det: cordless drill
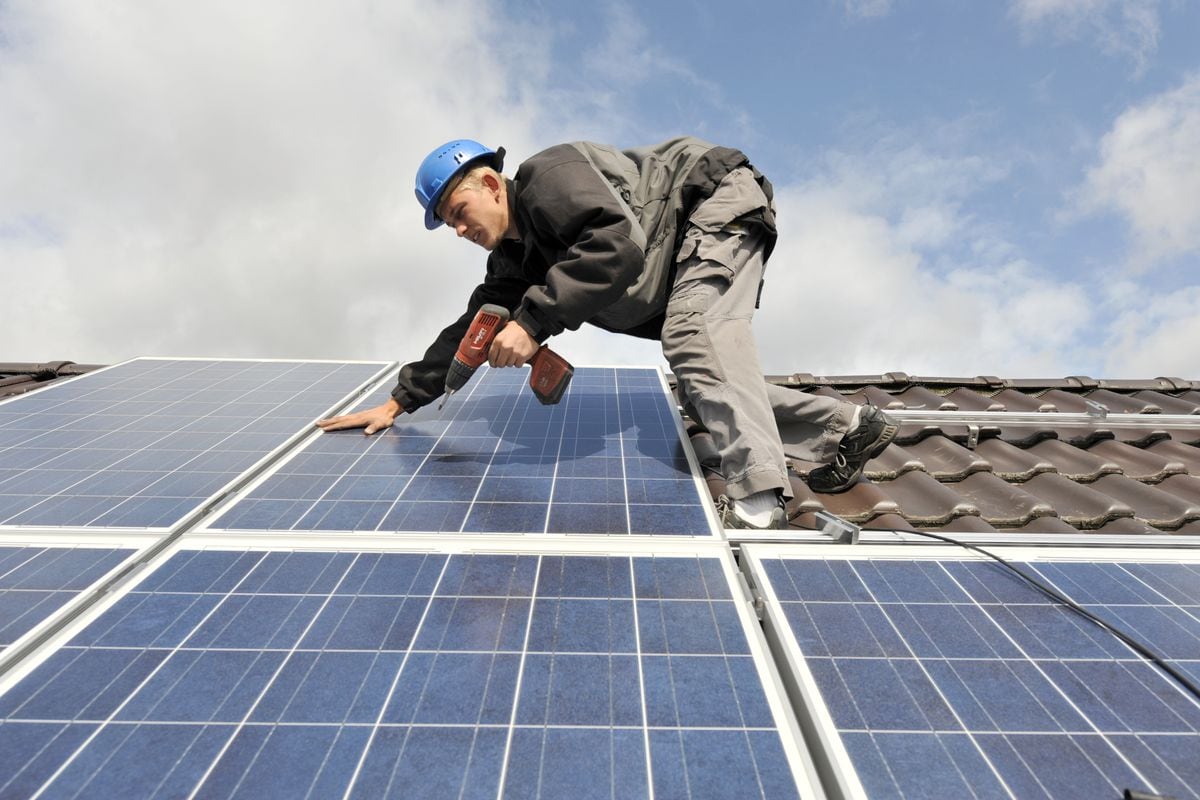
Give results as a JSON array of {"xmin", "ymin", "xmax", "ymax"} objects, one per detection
[{"xmin": 438, "ymin": 304, "xmax": 574, "ymax": 409}]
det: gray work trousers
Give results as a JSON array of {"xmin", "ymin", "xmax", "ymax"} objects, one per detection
[{"xmin": 661, "ymin": 168, "xmax": 855, "ymax": 501}]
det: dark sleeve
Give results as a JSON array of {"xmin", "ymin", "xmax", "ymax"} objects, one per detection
[
  {"xmin": 390, "ymin": 262, "xmax": 531, "ymax": 411},
  {"xmin": 512, "ymin": 160, "xmax": 646, "ymax": 340}
]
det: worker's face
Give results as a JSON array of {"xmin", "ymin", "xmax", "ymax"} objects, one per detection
[{"xmin": 439, "ymin": 174, "xmax": 508, "ymax": 252}]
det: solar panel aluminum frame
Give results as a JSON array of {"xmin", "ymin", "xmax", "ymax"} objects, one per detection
[
  {"xmin": 0, "ymin": 536, "xmax": 826, "ymax": 799},
  {"xmin": 738, "ymin": 543, "xmax": 1200, "ymax": 800},
  {"xmin": 196, "ymin": 364, "xmax": 726, "ymax": 542},
  {"xmin": 0, "ymin": 357, "xmax": 395, "ymax": 538}
]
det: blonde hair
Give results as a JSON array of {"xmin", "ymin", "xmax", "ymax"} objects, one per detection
[{"xmin": 436, "ymin": 165, "xmax": 501, "ymax": 220}]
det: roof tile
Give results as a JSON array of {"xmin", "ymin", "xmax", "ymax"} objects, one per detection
[
  {"xmin": 973, "ymin": 438, "xmax": 1056, "ymax": 481},
  {"xmin": 813, "ymin": 481, "xmax": 901, "ymax": 523},
  {"xmin": 903, "ymin": 436, "xmax": 991, "ymax": 480},
  {"xmin": 1089, "ymin": 474, "xmax": 1200, "ymax": 529},
  {"xmin": 1009, "ymin": 516, "xmax": 1083, "ymax": 534},
  {"xmin": 1134, "ymin": 390, "xmax": 1200, "ymax": 414},
  {"xmin": 1092, "ymin": 517, "xmax": 1159, "ymax": 535},
  {"xmin": 1147, "ymin": 440, "xmax": 1200, "ymax": 472},
  {"xmin": 882, "ymin": 471, "xmax": 979, "ymax": 525},
  {"xmin": 989, "ymin": 389, "xmax": 1048, "ymax": 412},
  {"xmin": 928, "ymin": 514, "xmax": 996, "ymax": 532},
  {"xmin": 1027, "ymin": 439, "xmax": 1120, "ymax": 481},
  {"xmin": 891, "ymin": 386, "xmax": 958, "ymax": 410},
  {"xmin": 942, "ymin": 387, "xmax": 1004, "ymax": 411},
  {"xmin": 864, "ymin": 443, "xmax": 924, "ymax": 480},
  {"xmin": 1020, "ymin": 473, "xmax": 1135, "ymax": 528},
  {"xmin": 1085, "ymin": 388, "xmax": 1162, "ymax": 414},
  {"xmin": 1085, "ymin": 439, "xmax": 1187, "ymax": 483},
  {"xmin": 954, "ymin": 472, "xmax": 1056, "ymax": 527}
]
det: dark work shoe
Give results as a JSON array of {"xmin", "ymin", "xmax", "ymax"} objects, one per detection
[
  {"xmin": 716, "ymin": 494, "xmax": 789, "ymax": 530},
  {"xmin": 807, "ymin": 405, "xmax": 899, "ymax": 494}
]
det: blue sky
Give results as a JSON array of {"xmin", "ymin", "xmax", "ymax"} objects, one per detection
[{"xmin": 2, "ymin": 0, "xmax": 1198, "ymax": 377}]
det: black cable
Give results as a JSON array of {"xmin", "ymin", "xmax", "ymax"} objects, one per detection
[{"xmin": 902, "ymin": 528, "xmax": 1200, "ymax": 705}]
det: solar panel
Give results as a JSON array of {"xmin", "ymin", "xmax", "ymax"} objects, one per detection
[
  {"xmin": 0, "ymin": 545, "xmax": 818, "ymax": 798},
  {"xmin": 0, "ymin": 359, "xmax": 390, "ymax": 530},
  {"xmin": 203, "ymin": 366, "xmax": 718, "ymax": 537},
  {"xmin": 0, "ymin": 545, "xmax": 136, "ymax": 654},
  {"xmin": 741, "ymin": 545, "xmax": 1200, "ymax": 800}
]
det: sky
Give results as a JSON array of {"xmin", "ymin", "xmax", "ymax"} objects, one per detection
[{"xmin": 1, "ymin": 0, "xmax": 1198, "ymax": 379}]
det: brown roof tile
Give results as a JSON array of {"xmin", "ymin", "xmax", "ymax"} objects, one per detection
[
  {"xmin": 1085, "ymin": 389, "xmax": 1162, "ymax": 414},
  {"xmin": 1085, "ymin": 439, "xmax": 1188, "ymax": 483},
  {"xmin": 1092, "ymin": 517, "xmax": 1159, "ymax": 535},
  {"xmin": 929, "ymin": 514, "xmax": 996, "ymax": 533},
  {"xmin": 988, "ymin": 388, "xmax": 1049, "ymax": 412},
  {"xmin": 891, "ymin": 386, "xmax": 958, "ymax": 410},
  {"xmin": 860, "ymin": 513, "xmax": 917, "ymax": 531},
  {"xmin": 1009, "ymin": 516, "xmax": 1084, "ymax": 534},
  {"xmin": 1027, "ymin": 438, "xmax": 1120, "ymax": 481},
  {"xmin": 813, "ymin": 481, "xmax": 901, "ymax": 523},
  {"xmin": 1020, "ymin": 473, "xmax": 1135, "ymax": 528},
  {"xmin": 1034, "ymin": 389, "xmax": 1094, "ymax": 413},
  {"xmin": 882, "ymin": 471, "xmax": 979, "ymax": 526},
  {"xmin": 1158, "ymin": 474, "xmax": 1200, "ymax": 505},
  {"xmin": 860, "ymin": 386, "xmax": 904, "ymax": 410},
  {"xmin": 954, "ymin": 472, "xmax": 1057, "ymax": 527},
  {"xmin": 903, "ymin": 436, "xmax": 991, "ymax": 480},
  {"xmin": 974, "ymin": 438, "xmax": 1056, "ymax": 481},
  {"xmin": 1147, "ymin": 440, "xmax": 1200, "ymax": 472},
  {"xmin": 864, "ymin": 443, "xmax": 924, "ymax": 480},
  {"xmin": 1090, "ymin": 474, "xmax": 1200, "ymax": 529},
  {"xmin": 1134, "ymin": 390, "xmax": 1200, "ymax": 414},
  {"xmin": 941, "ymin": 387, "xmax": 1005, "ymax": 411}
]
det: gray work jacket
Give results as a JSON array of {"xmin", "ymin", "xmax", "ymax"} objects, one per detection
[{"xmin": 391, "ymin": 137, "xmax": 776, "ymax": 411}]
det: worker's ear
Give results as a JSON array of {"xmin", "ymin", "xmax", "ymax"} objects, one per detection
[{"xmin": 482, "ymin": 171, "xmax": 503, "ymax": 199}]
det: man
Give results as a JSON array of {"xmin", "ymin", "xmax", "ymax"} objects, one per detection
[{"xmin": 317, "ymin": 138, "xmax": 897, "ymax": 530}]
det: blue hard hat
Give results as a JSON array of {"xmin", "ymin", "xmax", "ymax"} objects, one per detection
[{"xmin": 414, "ymin": 139, "xmax": 506, "ymax": 230}]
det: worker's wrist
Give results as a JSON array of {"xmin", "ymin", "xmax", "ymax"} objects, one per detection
[{"xmin": 384, "ymin": 398, "xmax": 402, "ymax": 416}]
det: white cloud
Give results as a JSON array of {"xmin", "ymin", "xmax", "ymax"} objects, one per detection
[
  {"xmin": 1073, "ymin": 74, "xmax": 1200, "ymax": 269},
  {"xmin": 755, "ymin": 179, "xmax": 1093, "ymax": 376},
  {"xmin": 1009, "ymin": 0, "xmax": 1161, "ymax": 72},
  {"xmin": 1099, "ymin": 283, "xmax": 1200, "ymax": 376},
  {"xmin": 841, "ymin": 0, "xmax": 894, "ymax": 20},
  {"xmin": 0, "ymin": 0, "xmax": 561, "ymax": 365}
]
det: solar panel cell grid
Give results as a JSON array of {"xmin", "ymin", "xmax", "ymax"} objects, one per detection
[
  {"xmin": 209, "ymin": 366, "xmax": 716, "ymax": 536},
  {"xmin": 0, "ymin": 359, "xmax": 387, "ymax": 529},
  {"xmin": 0, "ymin": 549, "xmax": 806, "ymax": 799},
  {"xmin": 750, "ymin": 552, "xmax": 1200, "ymax": 800},
  {"xmin": 0, "ymin": 546, "xmax": 133, "ymax": 651}
]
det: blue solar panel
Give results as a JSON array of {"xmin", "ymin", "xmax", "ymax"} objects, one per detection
[
  {"xmin": 0, "ymin": 546, "xmax": 134, "ymax": 652},
  {"xmin": 744, "ymin": 549, "xmax": 1200, "ymax": 800},
  {"xmin": 206, "ymin": 366, "xmax": 716, "ymax": 536},
  {"xmin": 0, "ymin": 548, "xmax": 810, "ymax": 798},
  {"xmin": 0, "ymin": 359, "xmax": 388, "ymax": 529}
]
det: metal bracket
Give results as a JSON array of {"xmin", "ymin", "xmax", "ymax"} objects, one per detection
[
  {"xmin": 816, "ymin": 510, "xmax": 861, "ymax": 544},
  {"xmin": 966, "ymin": 424, "xmax": 980, "ymax": 450},
  {"xmin": 1085, "ymin": 400, "xmax": 1109, "ymax": 420}
]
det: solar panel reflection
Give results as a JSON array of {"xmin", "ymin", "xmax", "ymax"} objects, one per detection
[
  {"xmin": 0, "ymin": 546, "xmax": 133, "ymax": 653},
  {"xmin": 0, "ymin": 549, "xmax": 804, "ymax": 798},
  {"xmin": 211, "ymin": 367, "xmax": 714, "ymax": 536},
  {"xmin": 750, "ymin": 552, "xmax": 1200, "ymax": 800},
  {"xmin": 0, "ymin": 359, "xmax": 387, "ymax": 529}
]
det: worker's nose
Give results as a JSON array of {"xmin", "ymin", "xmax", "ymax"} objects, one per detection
[{"xmin": 455, "ymin": 223, "xmax": 469, "ymax": 238}]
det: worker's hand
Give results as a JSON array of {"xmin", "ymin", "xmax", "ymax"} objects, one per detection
[
  {"xmin": 315, "ymin": 399, "xmax": 402, "ymax": 435},
  {"xmin": 489, "ymin": 323, "xmax": 538, "ymax": 368}
]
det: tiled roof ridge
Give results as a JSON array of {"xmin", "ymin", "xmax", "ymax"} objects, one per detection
[{"xmin": 768, "ymin": 373, "xmax": 1198, "ymax": 393}]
